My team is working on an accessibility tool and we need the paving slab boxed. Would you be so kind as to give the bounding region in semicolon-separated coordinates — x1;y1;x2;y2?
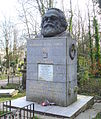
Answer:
11;95;94;118
11;96;33;108
35;95;94;118
0;89;18;97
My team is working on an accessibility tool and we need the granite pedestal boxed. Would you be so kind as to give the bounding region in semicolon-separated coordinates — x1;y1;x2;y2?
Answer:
26;34;77;106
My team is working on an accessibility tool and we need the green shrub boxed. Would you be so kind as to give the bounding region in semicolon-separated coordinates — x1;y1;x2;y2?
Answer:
93;112;101;119
0;74;7;80
78;78;101;96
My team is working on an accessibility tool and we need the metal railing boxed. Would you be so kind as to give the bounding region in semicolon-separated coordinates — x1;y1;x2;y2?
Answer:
0;100;34;119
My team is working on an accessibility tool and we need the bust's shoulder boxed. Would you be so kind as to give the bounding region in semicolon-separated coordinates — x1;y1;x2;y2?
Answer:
36;31;70;38
55;31;70;37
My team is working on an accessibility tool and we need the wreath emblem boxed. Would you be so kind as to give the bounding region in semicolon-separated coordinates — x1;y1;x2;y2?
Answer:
69;44;76;60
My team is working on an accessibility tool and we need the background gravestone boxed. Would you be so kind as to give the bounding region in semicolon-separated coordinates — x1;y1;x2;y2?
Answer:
26;8;77;106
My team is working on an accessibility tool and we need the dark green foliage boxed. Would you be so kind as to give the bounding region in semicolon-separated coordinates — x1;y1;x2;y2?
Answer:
93;17;100;69
69;0;73;34
4;83;20;90
3;51;19;75
77;55;89;86
34;116;39;119
88;13;93;71
93;112;101;119
78;78;101;96
0;111;11;116
69;13;73;33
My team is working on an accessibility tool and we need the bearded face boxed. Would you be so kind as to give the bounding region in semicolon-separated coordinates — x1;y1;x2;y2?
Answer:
41;9;67;37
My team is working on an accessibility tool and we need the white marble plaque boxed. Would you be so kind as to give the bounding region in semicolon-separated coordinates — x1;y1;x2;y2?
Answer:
38;64;53;81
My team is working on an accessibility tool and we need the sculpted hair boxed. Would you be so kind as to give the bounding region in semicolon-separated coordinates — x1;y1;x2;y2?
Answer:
41;8;67;30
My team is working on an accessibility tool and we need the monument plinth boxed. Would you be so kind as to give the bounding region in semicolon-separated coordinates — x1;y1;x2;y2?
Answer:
26;34;77;106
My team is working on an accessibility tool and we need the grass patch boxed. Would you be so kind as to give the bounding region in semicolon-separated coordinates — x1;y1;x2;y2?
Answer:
0;111;6;115
0;83;25;102
0;83;39;118
78;78;101;98
0;111;11;116
0;91;26;102
4;83;20;90
1;83;23;92
93;112;101;119
0;111;39;118
0;74;7;80
34;116;39;119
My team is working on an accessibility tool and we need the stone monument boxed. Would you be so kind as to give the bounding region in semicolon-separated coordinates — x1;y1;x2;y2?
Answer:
26;8;77;106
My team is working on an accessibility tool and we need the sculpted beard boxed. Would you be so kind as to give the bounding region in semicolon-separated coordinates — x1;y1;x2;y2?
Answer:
42;21;63;37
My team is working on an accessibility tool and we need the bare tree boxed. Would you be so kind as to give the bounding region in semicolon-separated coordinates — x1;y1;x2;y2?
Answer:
0;17;14;82
69;0;73;34
35;0;54;16
18;0;31;38
18;0;41;38
17;0;56;39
